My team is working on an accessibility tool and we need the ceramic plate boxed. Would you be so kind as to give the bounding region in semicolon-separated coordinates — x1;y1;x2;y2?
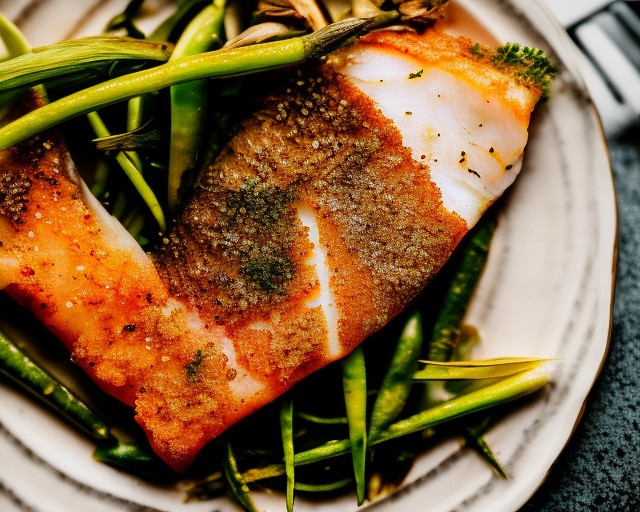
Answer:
0;1;616;511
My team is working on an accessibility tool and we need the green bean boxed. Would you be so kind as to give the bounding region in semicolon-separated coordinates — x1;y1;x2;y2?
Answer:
294;367;548;465
120;0;211;177
168;0;227;211
428;217;496;362
188;366;547;501
0;17;372;151
341;346;368;505
87;111;167;231
366;311;424;498
93;441;167;474
425;215;507;475
280;398;296;512
0;328;111;441
369;311;423;440
221;440;259;512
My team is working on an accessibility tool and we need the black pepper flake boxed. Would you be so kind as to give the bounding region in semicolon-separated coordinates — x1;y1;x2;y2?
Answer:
123;324;137;332
89;361;95;367
405;111;413;116
489;147;495;153
468;168;481;178
420;155;426;160
505;164;513;170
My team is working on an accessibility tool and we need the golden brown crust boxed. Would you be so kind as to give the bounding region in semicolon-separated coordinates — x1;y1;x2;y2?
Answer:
157;64;466;345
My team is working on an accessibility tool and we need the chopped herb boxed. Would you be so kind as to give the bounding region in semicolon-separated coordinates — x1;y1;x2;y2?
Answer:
185;349;204;381
239;249;295;294
408;69;424;79
469;43;485;58
491;43;557;99
225;178;296;227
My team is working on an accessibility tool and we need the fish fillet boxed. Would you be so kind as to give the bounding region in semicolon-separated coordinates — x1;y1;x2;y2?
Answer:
0;29;544;471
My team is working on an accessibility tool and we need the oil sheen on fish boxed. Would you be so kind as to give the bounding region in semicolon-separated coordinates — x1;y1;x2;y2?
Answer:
0;29;545;471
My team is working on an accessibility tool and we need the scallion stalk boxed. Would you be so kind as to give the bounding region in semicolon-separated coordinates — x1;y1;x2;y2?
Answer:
0;36;173;95
0;17;371;151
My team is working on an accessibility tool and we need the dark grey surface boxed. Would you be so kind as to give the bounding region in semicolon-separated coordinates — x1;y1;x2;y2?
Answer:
520;123;640;511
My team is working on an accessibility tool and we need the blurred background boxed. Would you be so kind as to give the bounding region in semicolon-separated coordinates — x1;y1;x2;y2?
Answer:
523;1;639;510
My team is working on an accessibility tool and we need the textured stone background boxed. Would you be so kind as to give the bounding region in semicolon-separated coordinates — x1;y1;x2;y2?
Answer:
520;124;640;511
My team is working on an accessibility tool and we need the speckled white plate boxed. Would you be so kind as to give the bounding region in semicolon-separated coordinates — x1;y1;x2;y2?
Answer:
0;1;616;511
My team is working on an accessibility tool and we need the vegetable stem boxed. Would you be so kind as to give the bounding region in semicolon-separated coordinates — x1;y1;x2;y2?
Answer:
280;399;296;512
221;440;259;512
0;328;111;441
93;441;166;474
428;218;496;362
0;17;371;151
369;311;423;439
294;367;548;465
168;0;227;211
341;346;368;505
0;37;173;95
87;111;167;232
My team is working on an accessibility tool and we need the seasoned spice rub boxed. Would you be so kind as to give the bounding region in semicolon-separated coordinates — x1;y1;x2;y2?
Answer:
0;29;545;471
156;65;467;353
